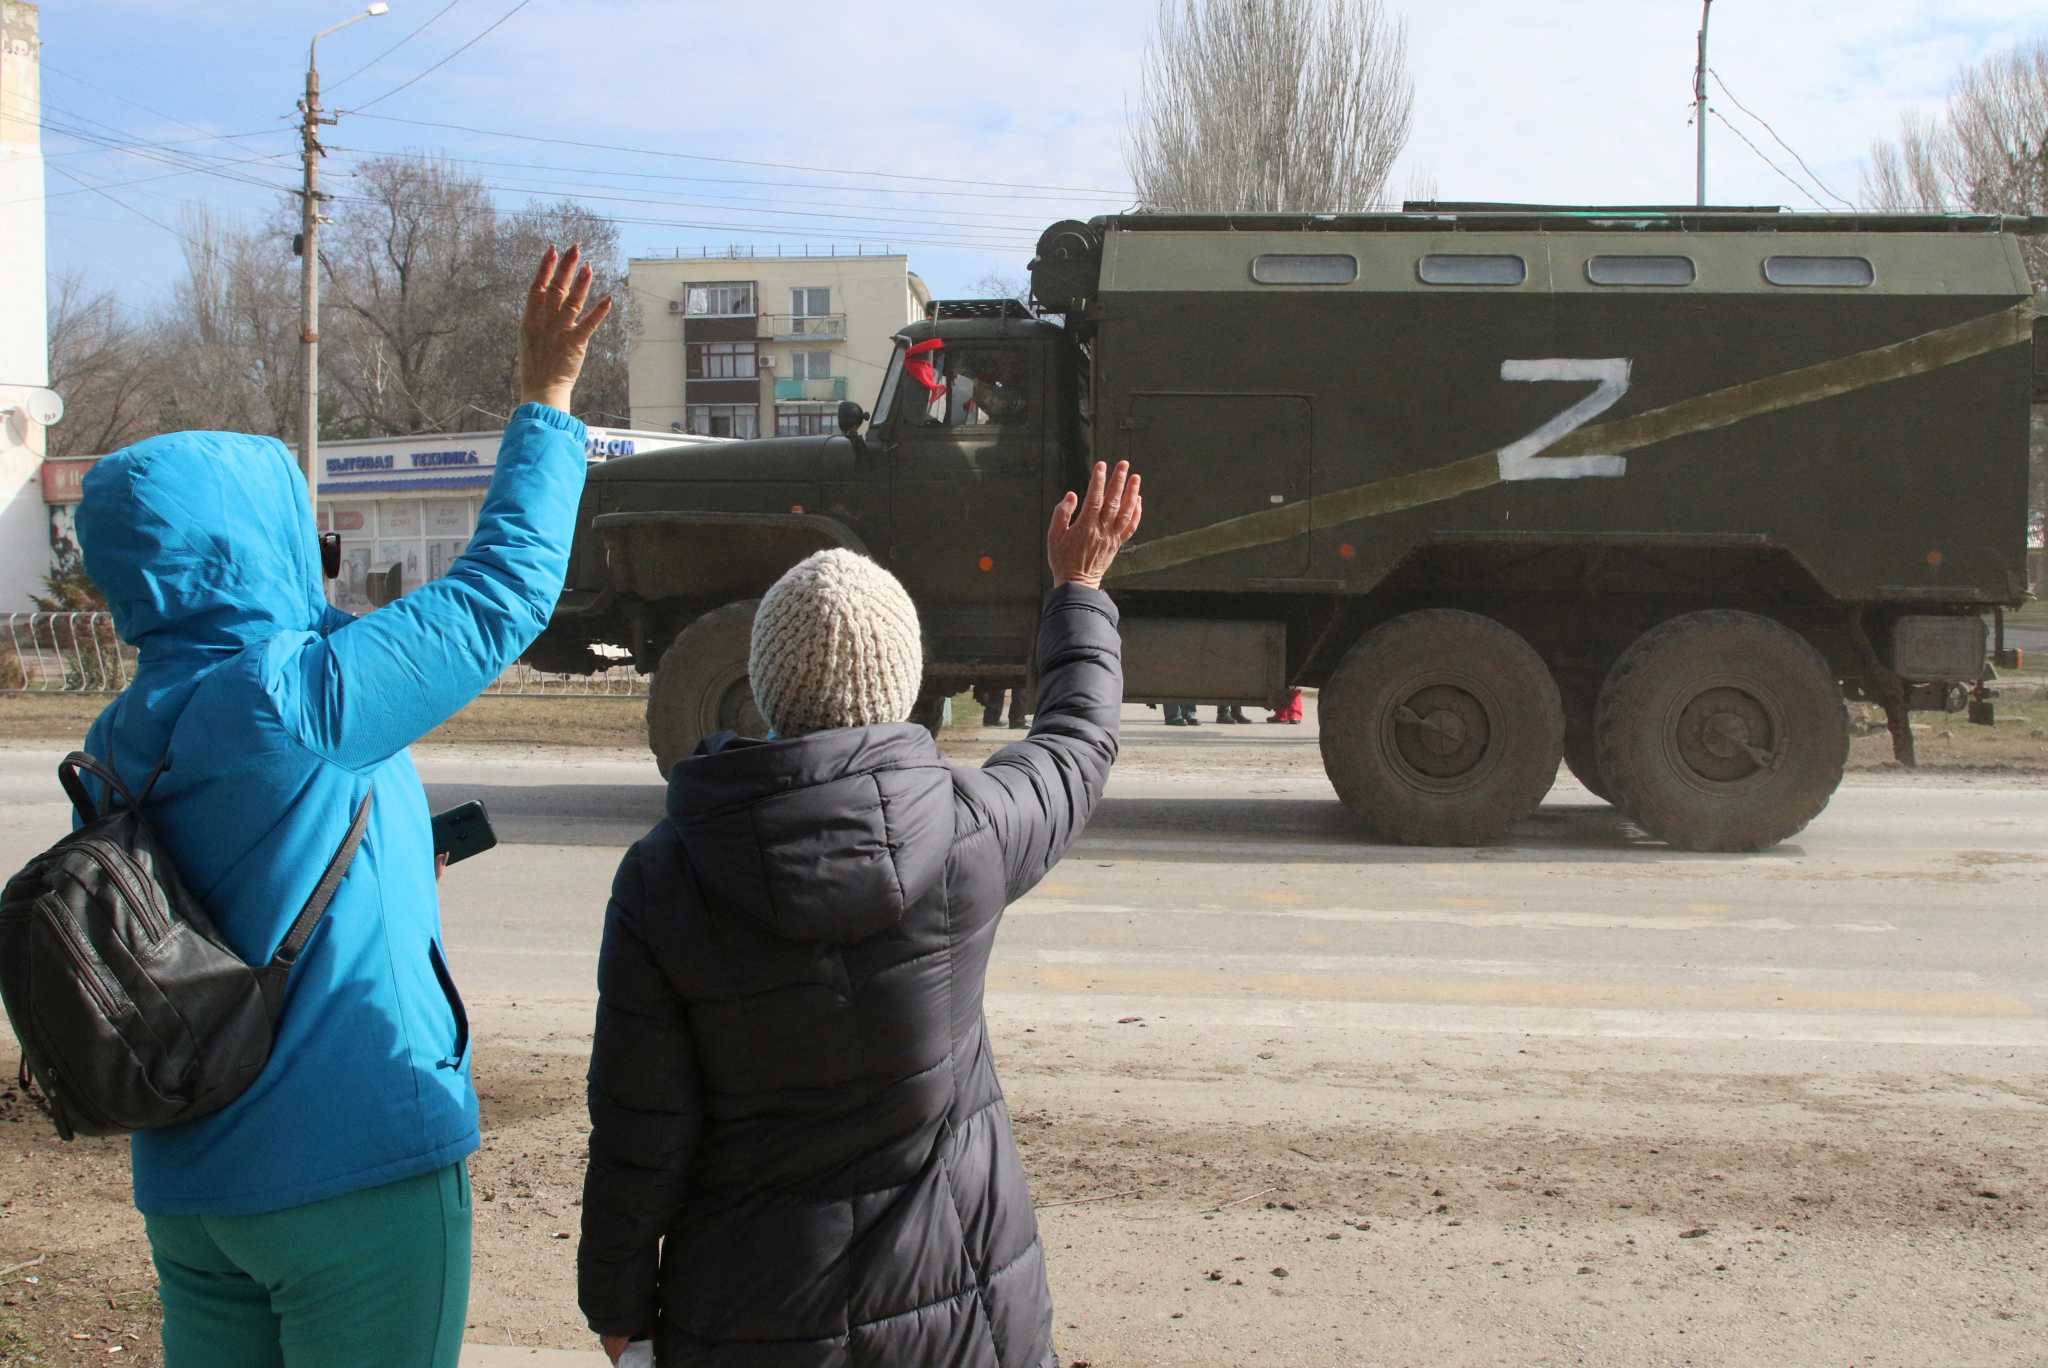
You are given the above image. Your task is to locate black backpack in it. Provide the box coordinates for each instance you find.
[0,752,371,1141]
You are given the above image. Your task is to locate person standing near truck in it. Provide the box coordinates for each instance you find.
[578,463,1141,1368]
[73,246,611,1368]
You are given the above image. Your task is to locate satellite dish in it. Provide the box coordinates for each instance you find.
[5,387,64,426]
[25,388,64,426]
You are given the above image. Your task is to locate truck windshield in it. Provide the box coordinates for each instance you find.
[873,342,905,431]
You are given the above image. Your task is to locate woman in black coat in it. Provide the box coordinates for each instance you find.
[580,463,1144,1367]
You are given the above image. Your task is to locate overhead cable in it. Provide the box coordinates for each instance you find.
[350,0,535,112]
[340,111,1135,196]
[1707,108,1828,212]
[1709,69,1854,210]
[328,0,467,91]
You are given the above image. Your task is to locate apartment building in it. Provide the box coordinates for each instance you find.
[628,248,931,439]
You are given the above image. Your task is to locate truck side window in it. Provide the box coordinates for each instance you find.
[1419,253,1527,286]
[1763,255,1875,288]
[901,346,1035,432]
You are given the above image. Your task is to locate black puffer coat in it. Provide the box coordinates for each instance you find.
[579,585,1121,1367]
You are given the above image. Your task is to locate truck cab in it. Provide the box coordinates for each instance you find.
[532,299,1075,772]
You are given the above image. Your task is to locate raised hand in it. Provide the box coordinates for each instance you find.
[520,243,614,413]
[1047,460,1143,590]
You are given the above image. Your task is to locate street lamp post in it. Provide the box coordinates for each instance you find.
[298,3,388,522]
[1694,0,1713,207]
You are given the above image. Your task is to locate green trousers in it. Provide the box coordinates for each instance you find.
[144,1161,471,1368]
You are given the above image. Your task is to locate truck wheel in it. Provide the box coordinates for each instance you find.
[646,600,765,776]
[1319,610,1564,846]
[1595,610,1846,852]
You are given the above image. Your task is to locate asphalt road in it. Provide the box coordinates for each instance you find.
[2,719,2043,1364]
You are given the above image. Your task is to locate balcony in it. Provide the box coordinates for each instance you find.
[760,312,846,341]
[774,376,848,402]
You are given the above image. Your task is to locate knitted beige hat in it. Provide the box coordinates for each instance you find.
[750,550,924,736]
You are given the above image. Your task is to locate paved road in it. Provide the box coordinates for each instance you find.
[2,721,2043,1364]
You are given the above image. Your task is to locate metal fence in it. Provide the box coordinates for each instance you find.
[2,613,136,693]
[2,613,646,697]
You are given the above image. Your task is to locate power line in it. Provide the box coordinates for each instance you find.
[40,126,294,159]
[328,0,467,91]
[1707,108,1827,211]
[39,59,253,150]
[342,111,1135,196]
[0,89,290,159]
[46,162,188,241]
[2,148,300,208]
[326,144,1135,204]
[25,104,302,198]
[351,0,535,112]
[324,164,1051,234]
[1708,69,1854,210]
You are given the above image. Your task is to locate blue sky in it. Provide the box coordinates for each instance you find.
[30,0,2042,309]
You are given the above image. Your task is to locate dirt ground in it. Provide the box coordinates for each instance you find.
[4,1020,2043,1366]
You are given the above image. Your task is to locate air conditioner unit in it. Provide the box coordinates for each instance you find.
[757,353,776,368]
[666,299,684,314]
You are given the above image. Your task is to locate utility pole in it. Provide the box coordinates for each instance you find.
[1694,0,1713,207]
[297,5,388,521]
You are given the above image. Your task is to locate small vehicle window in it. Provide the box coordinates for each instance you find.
[872,343,905,430]
[1419,254,1527,286]
[899,343,1033,431]
[1587,255,1696,287]
[1252,253,1358,285]
[1763,255,1874,288]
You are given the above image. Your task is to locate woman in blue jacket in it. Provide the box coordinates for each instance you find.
[72,247,611,1368]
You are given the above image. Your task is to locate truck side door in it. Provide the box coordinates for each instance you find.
[887,341,1047,665]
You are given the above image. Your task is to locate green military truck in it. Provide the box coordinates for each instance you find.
[526,206,2045,851]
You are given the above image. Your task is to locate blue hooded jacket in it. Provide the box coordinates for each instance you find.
[75,403,587,1217]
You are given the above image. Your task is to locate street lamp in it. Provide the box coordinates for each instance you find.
[298,4,389,525]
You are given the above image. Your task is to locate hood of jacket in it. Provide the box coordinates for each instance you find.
[77,431,327,662]
[665,723,955,944]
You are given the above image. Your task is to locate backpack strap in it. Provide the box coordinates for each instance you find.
[256,787,375,1020]
[57,752,143,825]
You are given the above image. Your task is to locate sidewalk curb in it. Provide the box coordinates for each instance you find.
[462,1346,609,1367]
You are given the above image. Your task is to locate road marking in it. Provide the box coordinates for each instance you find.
[983,994,2048,1049]
[1002,965,2034,1020]
[1010,896,1898,935]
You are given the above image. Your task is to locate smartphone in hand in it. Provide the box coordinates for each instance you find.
[431,801,497,866]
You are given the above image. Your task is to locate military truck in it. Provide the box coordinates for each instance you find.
[526,206,2045,851]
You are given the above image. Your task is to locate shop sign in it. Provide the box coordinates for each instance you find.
[39,458,98,505]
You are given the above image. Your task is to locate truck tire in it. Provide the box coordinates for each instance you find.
[1319,610,1564,846]
[1595,610,1846,852]
[646,600,765,776]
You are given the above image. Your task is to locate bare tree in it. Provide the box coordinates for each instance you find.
[44,272,164,458]
[322,156,498,435]
[1125,0,1413,213]
[969,270,1030,305]
[455,198,637,427]
[162,209,305,439]
[1862,39,2048,285]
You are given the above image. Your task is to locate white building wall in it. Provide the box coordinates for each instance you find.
[0,1,47,611]
[627,252,931,434]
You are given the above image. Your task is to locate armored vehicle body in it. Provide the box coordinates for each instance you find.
[529,207,2045,850]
